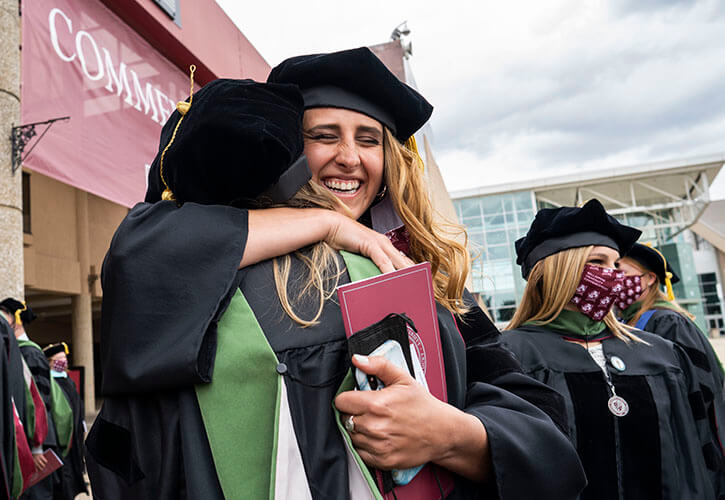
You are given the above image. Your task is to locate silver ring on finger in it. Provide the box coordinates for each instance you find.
[344,414,356,433]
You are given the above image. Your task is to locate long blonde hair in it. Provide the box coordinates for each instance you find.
[271,181,348,327]
[383,129,470,314]
[506,246,642,342]
[617,256,695,326]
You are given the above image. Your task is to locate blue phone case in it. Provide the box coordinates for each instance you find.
[354,339,424,485]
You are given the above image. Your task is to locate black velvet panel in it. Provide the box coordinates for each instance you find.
[565,372,618,500]
[681,345,711,372]
[611,374,662,500]
[456,290,500,345]
[86,417,144,485]
[689,390,707,421]
[466,345,522,385]
[703,442,722,471]
[701,383,714,404]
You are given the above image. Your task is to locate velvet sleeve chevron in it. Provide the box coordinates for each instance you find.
[463,373,586,499]
[647,309,725,474]
[672,342,725,496]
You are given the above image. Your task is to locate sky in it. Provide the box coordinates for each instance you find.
[216,0,725,199]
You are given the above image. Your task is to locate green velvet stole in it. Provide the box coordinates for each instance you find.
[527,309,607,338]
[194,251,382,499]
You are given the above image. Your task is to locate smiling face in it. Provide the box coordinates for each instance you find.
[302,107,385,219]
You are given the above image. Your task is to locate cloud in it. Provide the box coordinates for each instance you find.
[216,0,725,195]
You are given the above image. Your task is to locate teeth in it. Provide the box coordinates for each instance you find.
[324,179,360,192]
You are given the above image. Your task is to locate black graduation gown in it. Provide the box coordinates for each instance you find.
[53,376,87,499]
[17,344,58,450]
[18,343,55,500]
[86,201,586,499]
[1,319,13,500]
[2,324,27,440]
[501,325,725,499]
[2,319,30,500]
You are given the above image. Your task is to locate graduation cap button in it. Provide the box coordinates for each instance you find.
[276,363,288,375]
[610,356,626,372]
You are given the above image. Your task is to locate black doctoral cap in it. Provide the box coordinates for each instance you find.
[0,298,37,325]
[625,243,680,300]
[515,199,641,279]
[43,342,69,358]
[145,77,311,207]
[267,47,433,142]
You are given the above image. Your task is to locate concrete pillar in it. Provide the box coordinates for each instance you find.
[0,0,23,299]
[73,190,96,413]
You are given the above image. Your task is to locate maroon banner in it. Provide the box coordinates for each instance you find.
[21,0,190,207]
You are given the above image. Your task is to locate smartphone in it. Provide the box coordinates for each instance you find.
[354,339,424,485]
[354,339,410,391]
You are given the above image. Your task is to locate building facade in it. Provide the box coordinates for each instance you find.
[452,155,725,335]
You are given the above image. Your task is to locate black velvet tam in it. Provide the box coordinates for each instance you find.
[515,199,641,279]
[0,298,37,324]
[145,79,309,207]
[42,342,67,358]
[625,243,681,284]
[267,47,433,142]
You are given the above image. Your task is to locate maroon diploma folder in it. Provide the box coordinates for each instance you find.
[25,449,63,490]
[337,262,454,500]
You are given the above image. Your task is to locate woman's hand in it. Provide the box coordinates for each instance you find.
[32,452,48,472]
[334,354,492,482]
[324,211,414,273]
[242,208,413,273]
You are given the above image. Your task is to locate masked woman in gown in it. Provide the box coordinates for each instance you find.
[87,50,586,500]
[617,242,725,492]
[500,200,725,499]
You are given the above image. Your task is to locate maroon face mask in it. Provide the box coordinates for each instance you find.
[51,359,68,373]
[616,275,643,310]
[570,265,626,321]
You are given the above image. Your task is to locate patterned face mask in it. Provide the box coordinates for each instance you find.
[51,359,68,373]
[570,265,626,321]
[616,274,643,310]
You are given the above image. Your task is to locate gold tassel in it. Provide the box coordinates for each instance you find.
[645,242,675,301]
[62,342,69,355]
[404,135,425,171]
[14,301,27,326]
[664,272,675,301]
[159,64,197,202]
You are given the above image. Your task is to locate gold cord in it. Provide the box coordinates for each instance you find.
[404,135,425,171]
[159,64,197,201]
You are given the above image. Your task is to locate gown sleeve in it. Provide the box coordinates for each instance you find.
[99,201,248,395]
[648,311,725,457]
[456,290,571,435]
[449,303,587,499]
[672,342,725,496]
[462,344,586,499]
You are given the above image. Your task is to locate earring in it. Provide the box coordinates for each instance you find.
[375,185,387,201]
